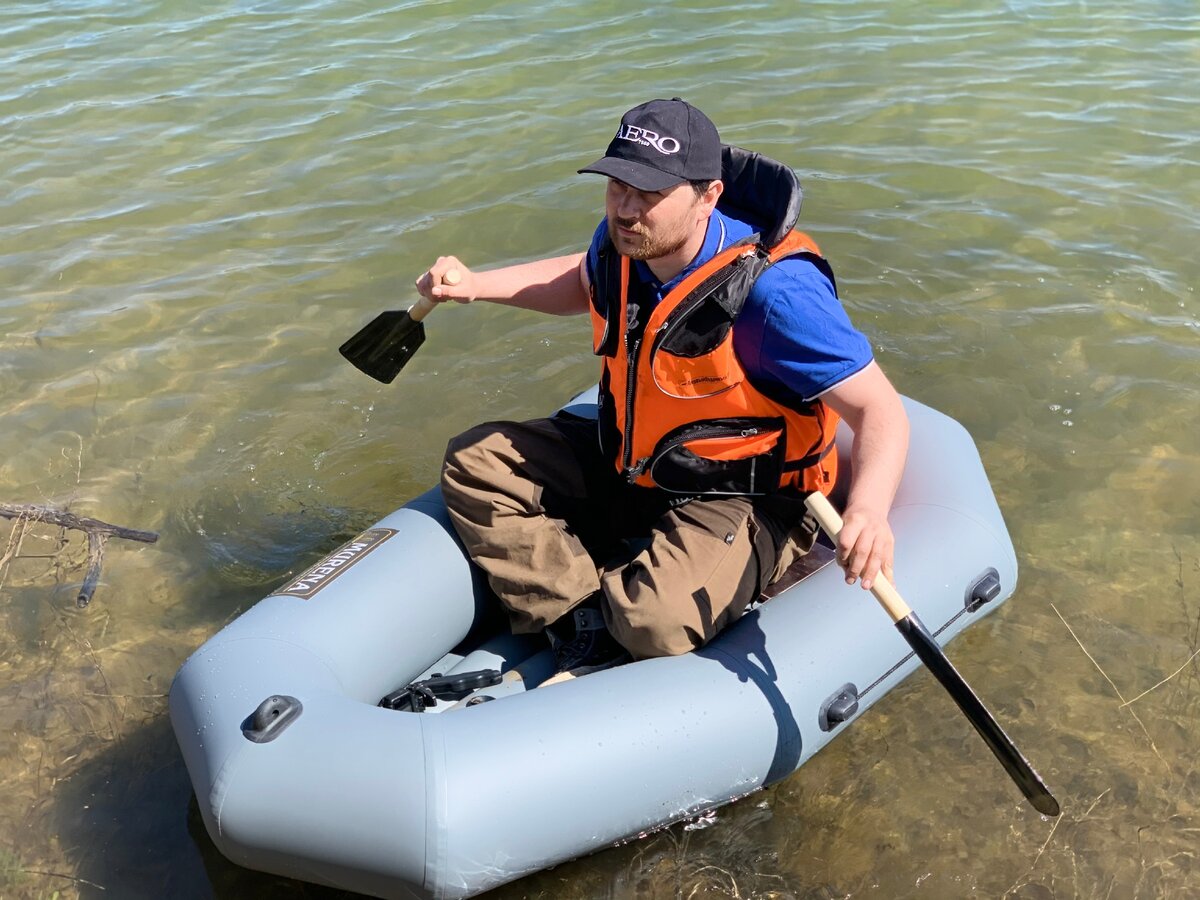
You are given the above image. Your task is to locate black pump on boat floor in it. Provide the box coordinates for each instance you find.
[379,669,502,712]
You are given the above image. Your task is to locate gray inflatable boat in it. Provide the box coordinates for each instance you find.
[170,390,1018,899]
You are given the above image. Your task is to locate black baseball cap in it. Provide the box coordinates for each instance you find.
[578,98,722,192]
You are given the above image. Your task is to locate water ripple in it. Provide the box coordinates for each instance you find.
[1,1,1198,897]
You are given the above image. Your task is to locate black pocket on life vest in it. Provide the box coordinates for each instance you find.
[655,257,757,359]
[649,418,786,496]
[658,293,735,358]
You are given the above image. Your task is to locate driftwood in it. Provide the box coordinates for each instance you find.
[0,502,158,607]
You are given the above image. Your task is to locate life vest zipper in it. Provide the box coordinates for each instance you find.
[622,334,641,478]
[650,422,768,463]
[646,419,783,495]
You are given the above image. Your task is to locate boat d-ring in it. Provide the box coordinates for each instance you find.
[242,695,303,743]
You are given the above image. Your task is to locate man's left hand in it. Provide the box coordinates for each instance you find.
[836,504,894,592]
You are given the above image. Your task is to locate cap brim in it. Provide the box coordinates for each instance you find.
[577,157,686,192]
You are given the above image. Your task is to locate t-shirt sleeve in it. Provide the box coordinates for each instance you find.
[734,257,874,402]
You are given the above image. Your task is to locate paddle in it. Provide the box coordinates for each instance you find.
[804,492,1060,817]
[339,269,460,383]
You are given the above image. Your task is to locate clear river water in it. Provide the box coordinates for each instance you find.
[1,1,1197,897]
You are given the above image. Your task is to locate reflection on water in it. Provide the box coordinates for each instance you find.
[1,0,1198,897]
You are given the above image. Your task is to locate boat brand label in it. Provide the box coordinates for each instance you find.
[275,528,398,599]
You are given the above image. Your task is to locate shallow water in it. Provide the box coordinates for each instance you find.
[1,1,1198,897]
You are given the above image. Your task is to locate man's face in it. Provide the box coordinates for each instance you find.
[605,179,710,261]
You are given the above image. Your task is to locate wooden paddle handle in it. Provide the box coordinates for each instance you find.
[409,269,461,323]
[804,492,912,622]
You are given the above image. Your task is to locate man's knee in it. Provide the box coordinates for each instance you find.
[444,421,509,470]
[441,424,519,525]
[443,422,535,503]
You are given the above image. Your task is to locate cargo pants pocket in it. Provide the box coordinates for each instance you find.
[600,497,767,658]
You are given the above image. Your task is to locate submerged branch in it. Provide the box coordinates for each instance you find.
[0,503,158,544]
[0,502,158,607]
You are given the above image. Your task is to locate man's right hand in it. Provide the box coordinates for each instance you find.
[413,253,588,316]
[416,256,474,304]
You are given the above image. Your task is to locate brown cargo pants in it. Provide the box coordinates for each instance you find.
[441,412,818,659]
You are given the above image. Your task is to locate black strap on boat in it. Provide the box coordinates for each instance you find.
[378,668,502,712]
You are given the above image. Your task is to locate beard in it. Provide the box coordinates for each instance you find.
[607,216,692,261]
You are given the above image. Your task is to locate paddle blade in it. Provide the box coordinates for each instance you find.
[338,310,426,384]
[897,613,1061,817]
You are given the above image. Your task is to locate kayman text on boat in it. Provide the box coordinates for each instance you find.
[414,98,910,679]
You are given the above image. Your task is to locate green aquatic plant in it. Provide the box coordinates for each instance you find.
[0,847,28,890]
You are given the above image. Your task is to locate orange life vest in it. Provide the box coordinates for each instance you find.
[588,227,840,497]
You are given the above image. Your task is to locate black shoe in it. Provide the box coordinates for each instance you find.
[547,605,630,678]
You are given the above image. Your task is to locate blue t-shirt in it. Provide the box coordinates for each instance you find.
[585,209,873,403]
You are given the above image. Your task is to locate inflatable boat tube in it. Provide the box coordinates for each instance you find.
[170,390,1018,899]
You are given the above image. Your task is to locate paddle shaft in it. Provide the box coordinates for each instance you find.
[804,492,1060,817]
[408,295,438,323]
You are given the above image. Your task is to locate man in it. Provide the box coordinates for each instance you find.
[416,98,909,678]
